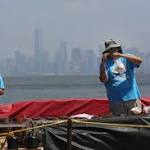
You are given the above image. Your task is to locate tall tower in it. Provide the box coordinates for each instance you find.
[34,28,46,73]
[34,28,43,58]
[70,47,82,74]
[54,41,68,74]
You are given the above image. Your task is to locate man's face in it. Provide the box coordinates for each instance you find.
[107,47,120,58]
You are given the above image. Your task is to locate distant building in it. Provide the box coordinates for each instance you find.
[14,51,27,75]
[1,58,15,76]
[70,48,82,74]
[82,49,97,74]
[33,28,49,73]
[34,28,43,56]
[54,41,68,74]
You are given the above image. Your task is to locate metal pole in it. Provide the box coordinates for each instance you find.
[66,118,72,150]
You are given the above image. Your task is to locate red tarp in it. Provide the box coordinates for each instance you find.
[0,97,149,120]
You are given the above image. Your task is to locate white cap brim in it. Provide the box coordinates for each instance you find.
[106,44,121,51]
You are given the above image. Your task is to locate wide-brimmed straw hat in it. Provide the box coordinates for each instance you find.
[103,39,121,53]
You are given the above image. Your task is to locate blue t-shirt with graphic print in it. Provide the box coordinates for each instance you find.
[104,55,141,102]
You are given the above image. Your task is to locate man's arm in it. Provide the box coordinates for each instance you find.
[99,54,108,83]
[121,53,142,65]
[0,89,4,95]
[112,52,142,65]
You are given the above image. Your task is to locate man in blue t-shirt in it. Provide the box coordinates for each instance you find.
[99,39,142,116]
[0,74,5,96]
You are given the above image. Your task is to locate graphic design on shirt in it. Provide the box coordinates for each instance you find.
[112,59,126,74]
[111,59,127,81]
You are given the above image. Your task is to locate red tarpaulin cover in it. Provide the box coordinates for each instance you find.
[0,97,149,120]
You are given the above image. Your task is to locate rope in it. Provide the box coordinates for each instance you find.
[0,119,67,137]
[1,118,150,137]
[72,119,150,128]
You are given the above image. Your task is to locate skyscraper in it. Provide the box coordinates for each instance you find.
[34,28,43,57]
[33,28,49,73]
[54,41,68,74]
[70,48,82,74]
[84,49,97,74]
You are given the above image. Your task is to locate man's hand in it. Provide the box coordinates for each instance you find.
[101,53,109,62]
[109,52,122,59]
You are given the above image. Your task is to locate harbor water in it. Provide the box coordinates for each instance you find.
[0,75,150,104]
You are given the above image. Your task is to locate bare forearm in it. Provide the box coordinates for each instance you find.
[99,61,108,82]
[121,53,142,65]
[0,89,4,95]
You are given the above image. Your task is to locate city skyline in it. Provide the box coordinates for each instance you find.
[1,27,150,61]
[0,27,149,76]
[1,0,150,60]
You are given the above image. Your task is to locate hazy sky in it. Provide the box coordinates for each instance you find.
[0,0,150,59]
